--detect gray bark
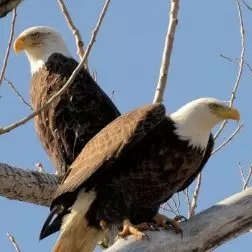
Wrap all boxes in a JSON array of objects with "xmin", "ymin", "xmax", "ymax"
[
  {"xmin": 105, "ymin": 188, "xmax": 252, "ymax": 252},
  {"xmin": 0, "ymin": 162, "xmax": 251, "ymax": 251},
  {"xmin": 0, "ymin": 162, "xmax": 59, "ymax": 206}
]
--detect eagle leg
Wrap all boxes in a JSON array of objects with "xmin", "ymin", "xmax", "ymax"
[
  {"xmin": 117, "ymin": 219, "xmax": 149, "ymax": 240},
  {"xmin": 153, "ymin": 214, "xmax": 183, "ymax": 237}
]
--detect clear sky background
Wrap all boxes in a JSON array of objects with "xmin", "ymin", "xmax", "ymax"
[{"xmin": 0, "ymin": 0, "xmax": 251, "ymax": 251}]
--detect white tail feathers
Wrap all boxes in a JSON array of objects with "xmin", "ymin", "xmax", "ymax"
[{"xmin": 53, "ymin": 190, "xmax": 105, "ymax": 252}]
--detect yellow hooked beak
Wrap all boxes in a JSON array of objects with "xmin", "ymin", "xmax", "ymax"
[
  {"xmin": 218, "ymin": 107, "xmax": 240, "ymax": 121},
  {"xmin": 13, "ymin": 36, "xmax": 26, "ymax": 54}
]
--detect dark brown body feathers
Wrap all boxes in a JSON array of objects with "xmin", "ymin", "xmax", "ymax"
[
  {"xmin": 30, "ymin": 53, "xmax": 120, "ymax": 174},
  {"xmin": 40, "ymin": 103, "xmax": 213, "ymax": 240}
]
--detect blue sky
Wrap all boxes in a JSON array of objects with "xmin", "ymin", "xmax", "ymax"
[{"xmin": 0, "ymin": 0, "xmax": 251, "ymax": 251}]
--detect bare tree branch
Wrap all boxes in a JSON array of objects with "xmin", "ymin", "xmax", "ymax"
[
  {"xmin": 239, "ymin": 163, "xmax": 252, "ymax": 190},
  {"xmin": 4, "ymin": 77, "xmax": 33, "ymax": 110},
  {"xmin": 0, "ymin": 0, "xmax": 111, "ymax": 136},
  {"xmin": 0, "ymin": 8, "xmax": 17, "ymax": 88},
  {"xmin": 183, "ymin": 188, "xmax": 191, "ymax": 218},
  {"xmin": 153, "ymin": 0, "xmax": 179, "ymax": 103},
  {"xmin": 57, "ymin": 0, "xmax": 85, "ymax": 60},
  {"xmin": 106, "ymin": 188, "xmax": 252, "ymax": 252},
  {"xmin": 242, "ymin": 0, "xmax": 252, "ymax": 10},
  {"xmin": 214, "ymin": 0, "xmax": 245, "ymax": 140},
  {"xmin": 243, "ymin": 167, "xmax": 252, "ymax": 190},
  {"xmin": 0, "ymin": 162, "xmax": 250, "ymax": 251},
  {"xmin": 0, "ymin": 162, "xmax": 59, "ymax": 206},
  {"xmin": 162, "ymin": 193, "xmax": 181, "ymax": 216},
  {"xmin": 188, "ymin": 173, "xmax": 202, "ymax": 218},
  {"xmin": 212, "ymin": 123, "xmax": 243, "ymax": 155},
  {"xmin": 6, "ymin": 232, "xmax": 21, "ymax": 252}
]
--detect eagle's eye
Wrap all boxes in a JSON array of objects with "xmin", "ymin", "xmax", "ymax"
[
  {"xmin": 209, "ymin": 103, "xmax": 219, "ymax": 109},
  {"xmin": 32, "ymin": 32, "xmax": 40, "ymax": 39}
]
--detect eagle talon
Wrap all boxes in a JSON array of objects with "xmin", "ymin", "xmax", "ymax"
[
  {"xmin": 117, "ymin": 219, "xmax": 149, "ymax": 240},
  {"xmin": 153, "ymin": 214, "xmax": 183, "ymax": 237}
]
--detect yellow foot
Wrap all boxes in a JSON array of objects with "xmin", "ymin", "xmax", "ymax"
[
  {"xmin": 117, "ymin": 219, "xmax": 149, "ymax": 240},
  {"xmin": 153, "ymin": 214, "xmax": 185, "ymax": 237}
]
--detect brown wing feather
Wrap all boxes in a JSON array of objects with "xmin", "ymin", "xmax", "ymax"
[
  {"xmin": 54, "ymin": 103, "xmax": 166, "ymax": 199},
  {"xmin": 30, "ymin": 53, "xmax": 120, "ymax": 174}
]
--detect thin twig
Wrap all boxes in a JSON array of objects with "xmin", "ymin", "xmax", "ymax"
[
  {"xmin": 57, "ymin": 0, "xmax": 85, "ymax": 60},
  {"xmin": 4, "ymin": 77, "xmax": 33, "ymax": 110},
  {"xmin": 220, "ymin": 54, "xmax": 252, "ymax": 80},
  {"xmin": 0, "ymin": 0, "xmax": 111, "ymax": 135},
  {"xmin": 230, "ymin": 1, "xmax": 245, "ymax": 107},
  {"xmin": 161, "ymin": 202, "xmax": 178, "ymax": 216},
  {"xmin": 183, "ymin": 188, "xmax": 191, "ymax": 218},
  {"xmin": 239, "ymin": 162, "xmax": 252, "ymax": 190},
  {"xmin": 243, "ymin": 166, "xmax": 252, "ymax": 190},
  {"xmin": 245, "ymin": 61, "xmax": 252, "ymax": 76},
  {"xmin": 242, "ymin": 0, "xmax": 252, "ymax": 10},
  {"xmin": 153, "ymin": 0, "xmax": 179, "ymax": 103},
  {"xmin": 163, "ymin": 194, "xmax": 181, "ymax": 216},
  {"xmin": 6, "ymin": 233, "xmax": 21, "ymax": 252},
  {"xmin": 212, "ymin": 123, "xmax": 243, "ymax": 155},
  {"xmin": 0, "ymin": 8, "xmax": 17, "ymax": 88},
  {"xmin": 219, "ymin": 54, "xmax": 238, "ymax": 63},
  {"xmin": 189, "ymin": 173, "xmax": 202, "ymax": 218},
  {"xmin": 239, "ymin": 162, "xmax": 246, "ymax": 185},
  {"xmin": 173, "ymin": 193, "xmax": 181, "ymax": 214},
  {"xmin": 214, "ymin": 1, "xmax": 245, "ymax": 140}
]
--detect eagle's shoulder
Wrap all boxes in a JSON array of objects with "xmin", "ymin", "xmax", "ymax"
[{"xmin": 53, "ymin": 103, "xmax": 166, "ymax": 201}]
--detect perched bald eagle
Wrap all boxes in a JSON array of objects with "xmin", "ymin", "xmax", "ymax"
[
  {"xmin": 14, "ymin": 26, "xmax": 120, "ymax": 174},
  {"xmin": 40, "ymin": 98, "xmax": 239, "ymax": 252}
]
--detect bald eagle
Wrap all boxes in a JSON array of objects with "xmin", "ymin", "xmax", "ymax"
[
  {"xmin": 14, "ymin": 26, "xmax": 120, "ymax": 174},
  {"xmin": 40, "ymin": 98, "xmax": 239, "ymax": 252}
]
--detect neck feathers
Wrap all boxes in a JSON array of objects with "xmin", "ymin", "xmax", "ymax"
[
  {"xmin": 172, "ymin": 117, "xmax": 211, "ymax": 150},
  {"xmin": 27, "ymin": 42, "xmax": 71, "ymax": 75},
  {"xmin": 171, "ymin": 111, "xmax": 215, "ymax": 150}
]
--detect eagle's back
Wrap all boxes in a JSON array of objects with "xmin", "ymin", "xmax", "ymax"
[
  {"xmin": 30, "ymin": 53, "xmax": 120, "ymax": 174},
  {"xmin": 85, "ymin": 118, "xmax": 206, "ymax": 225}
]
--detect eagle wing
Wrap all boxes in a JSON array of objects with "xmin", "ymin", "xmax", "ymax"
[
  {"xmin": 54, "ymin": 103, "xmax": 166, "ymax": 199},
  {"xmin": 31, "ymin": 53, "xmax": 120, "ymax": 174},
  {"xmin": 176, "ymin": 134, "xmax": 214, "ymax": 192}
]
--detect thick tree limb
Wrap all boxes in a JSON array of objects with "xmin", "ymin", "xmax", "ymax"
[
  {"xmin": 106, "ymin": 188, "xmax": 252, "ymax": 252},
  {"xmin": 0, "ymin": 162, "xmax": 251, "ymax": 251},
  {"xmin": 0, "ymin": 163, "xmax": 59, "ymax": 206}
]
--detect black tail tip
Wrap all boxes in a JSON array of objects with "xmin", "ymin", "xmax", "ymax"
[
  {"xmin": 39, "ymin": 231, "xmax": 46, "ymax": 241},
  {"xmin": 39, "ymin": 226, "xmax": 51, "ymax": 240}
]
